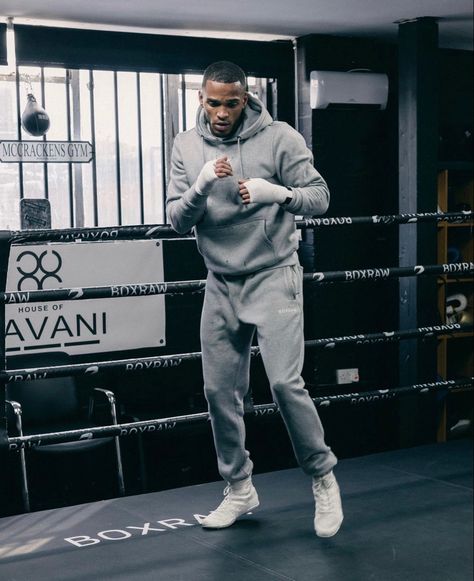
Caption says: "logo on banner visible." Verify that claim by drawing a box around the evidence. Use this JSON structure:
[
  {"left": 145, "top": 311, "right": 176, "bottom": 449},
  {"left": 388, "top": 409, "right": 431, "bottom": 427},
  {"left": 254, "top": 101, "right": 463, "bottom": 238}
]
[
  {"left": 7, "top": 247, "right": 107, "bottom": 353},
  {"left": 16, "top": 250, "right": 63, "bottom": 290}
]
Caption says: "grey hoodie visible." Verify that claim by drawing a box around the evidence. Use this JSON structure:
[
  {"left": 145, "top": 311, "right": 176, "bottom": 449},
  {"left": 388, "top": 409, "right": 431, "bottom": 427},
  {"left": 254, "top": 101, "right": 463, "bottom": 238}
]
[{"left": 166, "top": 94, "right": 329, "bottom": 275}]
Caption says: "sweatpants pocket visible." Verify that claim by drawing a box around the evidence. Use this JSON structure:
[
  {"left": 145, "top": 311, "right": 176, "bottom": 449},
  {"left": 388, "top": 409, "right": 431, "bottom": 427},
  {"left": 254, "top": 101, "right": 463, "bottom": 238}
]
[{"left": 283, "top": 265, "right": 303, "bottom": 300}]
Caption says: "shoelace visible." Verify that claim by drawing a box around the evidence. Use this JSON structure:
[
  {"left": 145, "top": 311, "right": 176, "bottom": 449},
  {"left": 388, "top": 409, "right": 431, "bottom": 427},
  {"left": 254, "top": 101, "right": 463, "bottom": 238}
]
[
  {"left": 314, "top": 480, "right": 333, "bottom": 513},
  {"left": 221, "top": 486, "right": 232, "bottom": 504},
  {"left": 209, "top": 486, "right": 232, "bottom": 513},
  {"left": 207, "top": 489, "right": 229, "bottom": 518}
]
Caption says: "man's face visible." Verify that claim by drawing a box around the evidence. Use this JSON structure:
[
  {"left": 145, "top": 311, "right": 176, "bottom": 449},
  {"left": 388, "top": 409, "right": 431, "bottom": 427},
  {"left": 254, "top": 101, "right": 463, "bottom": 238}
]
[{"left": 199, "top": 80, "right": 248, "bottom": 137}]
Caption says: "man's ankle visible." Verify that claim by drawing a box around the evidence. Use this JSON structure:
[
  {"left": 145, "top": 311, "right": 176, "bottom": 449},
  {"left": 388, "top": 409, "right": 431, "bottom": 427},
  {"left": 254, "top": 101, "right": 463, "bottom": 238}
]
[{"left": 229, "top": 476, "right": 252, "bottom": 492}]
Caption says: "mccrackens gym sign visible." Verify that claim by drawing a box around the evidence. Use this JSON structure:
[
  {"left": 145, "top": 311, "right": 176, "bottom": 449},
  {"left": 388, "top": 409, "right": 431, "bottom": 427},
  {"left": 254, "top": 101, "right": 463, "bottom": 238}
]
[{"left": 0, "top": 140, "right": 93, "bottom": 163}]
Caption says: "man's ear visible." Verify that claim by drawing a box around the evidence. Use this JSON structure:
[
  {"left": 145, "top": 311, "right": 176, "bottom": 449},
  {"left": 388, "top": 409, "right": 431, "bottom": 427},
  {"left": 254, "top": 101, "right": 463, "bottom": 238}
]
[
  {"left": 198, "top": 90, "right": 203, "bottom": 105},
  {"left": 243, "top": 92, "right": 248, "bottom": 106}
]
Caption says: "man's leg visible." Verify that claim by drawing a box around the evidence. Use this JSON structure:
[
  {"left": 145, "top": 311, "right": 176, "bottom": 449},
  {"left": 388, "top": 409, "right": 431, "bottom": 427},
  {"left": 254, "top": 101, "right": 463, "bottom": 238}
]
[
  {"left": 241, "top": 265, "right": 343, "bottom": 537},
  {"left": 246, "top": 265, "right": 337, "bottom": 476},
  {"left": 200, "top": 272, "right": 259, "bottom": 528},
  {"left": 201, "top": 272, "right": 255, "bottom": 483}
]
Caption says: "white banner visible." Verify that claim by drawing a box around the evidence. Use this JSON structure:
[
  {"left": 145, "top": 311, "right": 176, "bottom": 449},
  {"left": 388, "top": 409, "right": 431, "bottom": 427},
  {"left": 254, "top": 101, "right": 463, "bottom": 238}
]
[{"left": 5, "top": 240, "right": 166, "bottom": 356}]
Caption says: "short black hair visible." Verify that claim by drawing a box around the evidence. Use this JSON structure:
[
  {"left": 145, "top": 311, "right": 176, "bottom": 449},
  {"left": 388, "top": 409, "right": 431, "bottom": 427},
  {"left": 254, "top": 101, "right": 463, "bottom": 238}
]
[{"left": 202, "top": 61, "right": 247, "bottom": 90}]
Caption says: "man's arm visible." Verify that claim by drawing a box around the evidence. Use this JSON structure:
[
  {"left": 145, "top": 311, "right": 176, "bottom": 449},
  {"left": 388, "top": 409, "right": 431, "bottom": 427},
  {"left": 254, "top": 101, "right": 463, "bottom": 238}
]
[
  {"left": 273, "top": 124, "right": 330, "bottom": 216},
  {"left": 166, "top": 136, "right": 233, "bottom": 234},
  {"left": 238, "top": 124, "right": 330, "bottom": 216},
  {"left": 166, "top": 136, "right": 208, "bottom": 234}
]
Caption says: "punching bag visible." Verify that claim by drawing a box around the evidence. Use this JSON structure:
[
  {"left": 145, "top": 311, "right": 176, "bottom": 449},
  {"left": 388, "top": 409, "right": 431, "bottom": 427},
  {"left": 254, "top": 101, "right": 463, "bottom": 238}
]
[{"left": 21, "top": 93, "right": 50, "bottom": 136}]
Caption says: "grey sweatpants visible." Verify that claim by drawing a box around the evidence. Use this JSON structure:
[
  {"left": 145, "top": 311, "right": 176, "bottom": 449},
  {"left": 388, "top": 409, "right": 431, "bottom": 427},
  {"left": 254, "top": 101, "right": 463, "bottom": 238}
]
[{"left": 201, "top": 263, "right": 337, "bottom": 484}]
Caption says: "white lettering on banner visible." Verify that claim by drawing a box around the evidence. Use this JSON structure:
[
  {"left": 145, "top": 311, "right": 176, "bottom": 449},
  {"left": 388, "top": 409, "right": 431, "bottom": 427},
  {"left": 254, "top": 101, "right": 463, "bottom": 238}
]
[
  {"left": 306, "top": 217, "right": 352, "bottom": 226},
  {"left": 5, "top": 240, "right": 166, "bottom": 355},
  {"left": 442, "top": 262, "right": 474, "bottom": 274},
  {"left": 7, "top": 372, "right": 47, "bottom": 382},
  {"left": 125, "top": 359, "right": 182, "bottom": 372},
  {"left": 412, "top": 380, "right": 455, "bottom": 389},
  {"left": 7, "top": 292, "right": 30, "bottom": 304},
  {"left": 418, "top": 324, "right": 461, "bottom": 333},
  {"left": 350, "top": 393, "right": 394, "bottom": 405},
  {"left": 356, "top": 337, "right": 395, "bottom": 345},
  {"left": 64, "top": 516, "right": 206, "bottom": 547},
  {"left": 119, "top": 422, "right": 177, "bottom": 436},
  {"left": 317, "top": 393, "right": 354, "bottom": 407},
  {"left": 110, "top": 283, "right": 168, "bottom": 297},
  {"left": 58, "top": 230, "right": 119, "bottom": 242},
  {"left": 323, "top": 394, "right": 356, "bottom": 402},
  {"left": 324, "top": 334, "right": 365, "bottom": 345},
  {"left": 345, "top": 268, "right": 391, "bottom": 280},
  {"left": 9, "top": 440, "right": 42, "bottom": 451}
]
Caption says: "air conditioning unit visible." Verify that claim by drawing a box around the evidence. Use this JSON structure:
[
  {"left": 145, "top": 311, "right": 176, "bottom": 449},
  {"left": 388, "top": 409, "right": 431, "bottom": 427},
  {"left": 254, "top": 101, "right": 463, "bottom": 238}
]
[{"left": 310, "top": 70, "right": 389, "bottom": 110}]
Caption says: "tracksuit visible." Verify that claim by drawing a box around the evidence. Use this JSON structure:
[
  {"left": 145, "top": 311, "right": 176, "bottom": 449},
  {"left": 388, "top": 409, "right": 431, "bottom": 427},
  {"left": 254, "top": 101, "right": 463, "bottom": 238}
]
[{"left": 166, "top": 93, "right": 337, "bottom": 482}]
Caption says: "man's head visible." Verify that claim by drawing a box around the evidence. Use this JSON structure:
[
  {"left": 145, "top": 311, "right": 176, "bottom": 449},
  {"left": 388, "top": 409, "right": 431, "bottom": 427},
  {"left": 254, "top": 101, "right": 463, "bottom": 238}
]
[{"left": 199, "top": 61, "right": 248, "bottom": 137}]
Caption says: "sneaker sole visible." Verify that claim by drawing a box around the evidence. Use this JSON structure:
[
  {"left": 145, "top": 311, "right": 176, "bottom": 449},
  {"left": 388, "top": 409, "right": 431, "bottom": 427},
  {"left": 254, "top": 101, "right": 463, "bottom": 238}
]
[
  {"left": 315, "top": 518, "right": 343, "bottom": 538},
  {"left": 201, "top": 502, "right": 260, "bottom": 529}
]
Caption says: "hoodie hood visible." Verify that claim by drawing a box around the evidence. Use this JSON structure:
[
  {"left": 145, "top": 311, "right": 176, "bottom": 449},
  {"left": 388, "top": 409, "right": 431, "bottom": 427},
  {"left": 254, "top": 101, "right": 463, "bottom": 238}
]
[{"left": 195, "top": 93, "right": 273, "bottom": 144}]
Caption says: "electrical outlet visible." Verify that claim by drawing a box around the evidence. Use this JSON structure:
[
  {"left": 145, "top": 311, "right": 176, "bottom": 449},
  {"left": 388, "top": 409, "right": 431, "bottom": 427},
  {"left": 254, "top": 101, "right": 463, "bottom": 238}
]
[{"left": 336, "top": 368, "right": 359, "bottom": 384}]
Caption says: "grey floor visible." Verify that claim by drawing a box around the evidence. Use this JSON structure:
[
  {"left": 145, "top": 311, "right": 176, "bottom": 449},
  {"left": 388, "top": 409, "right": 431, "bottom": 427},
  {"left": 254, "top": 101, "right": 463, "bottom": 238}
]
[{"left": 0, "top": 439, "right": 472, "bottom": 581}]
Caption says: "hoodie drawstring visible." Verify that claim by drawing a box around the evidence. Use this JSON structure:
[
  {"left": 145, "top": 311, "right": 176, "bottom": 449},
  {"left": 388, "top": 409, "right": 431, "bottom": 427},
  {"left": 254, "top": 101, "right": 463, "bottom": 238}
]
[
  {"left": 237, "top": 137, "right": 244, "bottom": 178},
  {"left": 201, "top": 136, "right": 206, "bottom": 166}
]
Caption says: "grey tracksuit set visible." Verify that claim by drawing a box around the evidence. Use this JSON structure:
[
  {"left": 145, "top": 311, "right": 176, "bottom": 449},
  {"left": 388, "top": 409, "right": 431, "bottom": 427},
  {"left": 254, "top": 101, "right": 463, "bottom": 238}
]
[{"left": 166, "top": 94, "right": 337, "bottom": 483}]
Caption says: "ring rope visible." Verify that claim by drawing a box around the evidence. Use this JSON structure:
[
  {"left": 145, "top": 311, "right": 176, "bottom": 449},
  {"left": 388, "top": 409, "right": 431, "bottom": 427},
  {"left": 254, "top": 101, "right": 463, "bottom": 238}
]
[
  {"left": 3, "top": 211, "right": 472, "bottom": 244},
  {"left": 3, "top": 262, "right": 473, "bottom": 304},
  {"left": 300, "top": 211, "right": 473, "bottom": 228},
  {"left": 7, "top": 378, "right": 473, "bottom": 450},
  {"left": 4, "top": 323, "right": 472, "bottom": 382}
]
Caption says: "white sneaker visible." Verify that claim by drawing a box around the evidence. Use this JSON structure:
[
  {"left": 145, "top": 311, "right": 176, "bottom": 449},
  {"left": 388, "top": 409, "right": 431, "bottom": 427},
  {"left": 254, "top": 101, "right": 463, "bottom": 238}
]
[
  {"left": 201, "top": 477, "right": 259, "bottom": 529},
  {"left": 312, "top": 471, "right": 343, "bottom": 537}
]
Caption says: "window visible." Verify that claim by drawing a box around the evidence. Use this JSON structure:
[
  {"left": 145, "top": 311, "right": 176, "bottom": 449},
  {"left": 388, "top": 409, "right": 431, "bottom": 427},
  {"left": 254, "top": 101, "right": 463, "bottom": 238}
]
[{"left": 0, "top": 68, "right": 269, "bottom": 230}]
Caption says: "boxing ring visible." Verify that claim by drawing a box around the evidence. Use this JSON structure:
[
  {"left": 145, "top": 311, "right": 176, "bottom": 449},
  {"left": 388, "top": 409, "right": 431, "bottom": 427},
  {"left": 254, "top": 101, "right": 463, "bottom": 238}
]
[
  {"left": 0, "top": 440, "right": 472, "bottom": 580},
  {"left": 0, "top": 211, "right": 473, "bottom": 580}
]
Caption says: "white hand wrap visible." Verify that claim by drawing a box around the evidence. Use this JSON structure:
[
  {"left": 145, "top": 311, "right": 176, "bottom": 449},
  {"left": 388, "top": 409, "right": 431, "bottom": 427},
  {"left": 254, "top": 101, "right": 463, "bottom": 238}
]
[
  {"left": 195, "top": 160, "right": 218, "bottom": 194},
  {"left": 245, "top": 178, "right": 291, "bottom": 205}
]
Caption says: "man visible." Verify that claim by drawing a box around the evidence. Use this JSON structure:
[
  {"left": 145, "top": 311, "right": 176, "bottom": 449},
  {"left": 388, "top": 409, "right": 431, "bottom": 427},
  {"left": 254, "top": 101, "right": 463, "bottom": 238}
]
[{"left": 166, "top": 61, "right": 343, "bottom": 537}]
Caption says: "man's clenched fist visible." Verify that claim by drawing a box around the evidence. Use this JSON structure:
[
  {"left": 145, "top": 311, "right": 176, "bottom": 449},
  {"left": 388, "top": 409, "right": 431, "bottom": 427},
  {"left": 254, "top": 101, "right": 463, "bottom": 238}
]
[{"left": 195, "top": 157, "right": 233, "bottom": 194}]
